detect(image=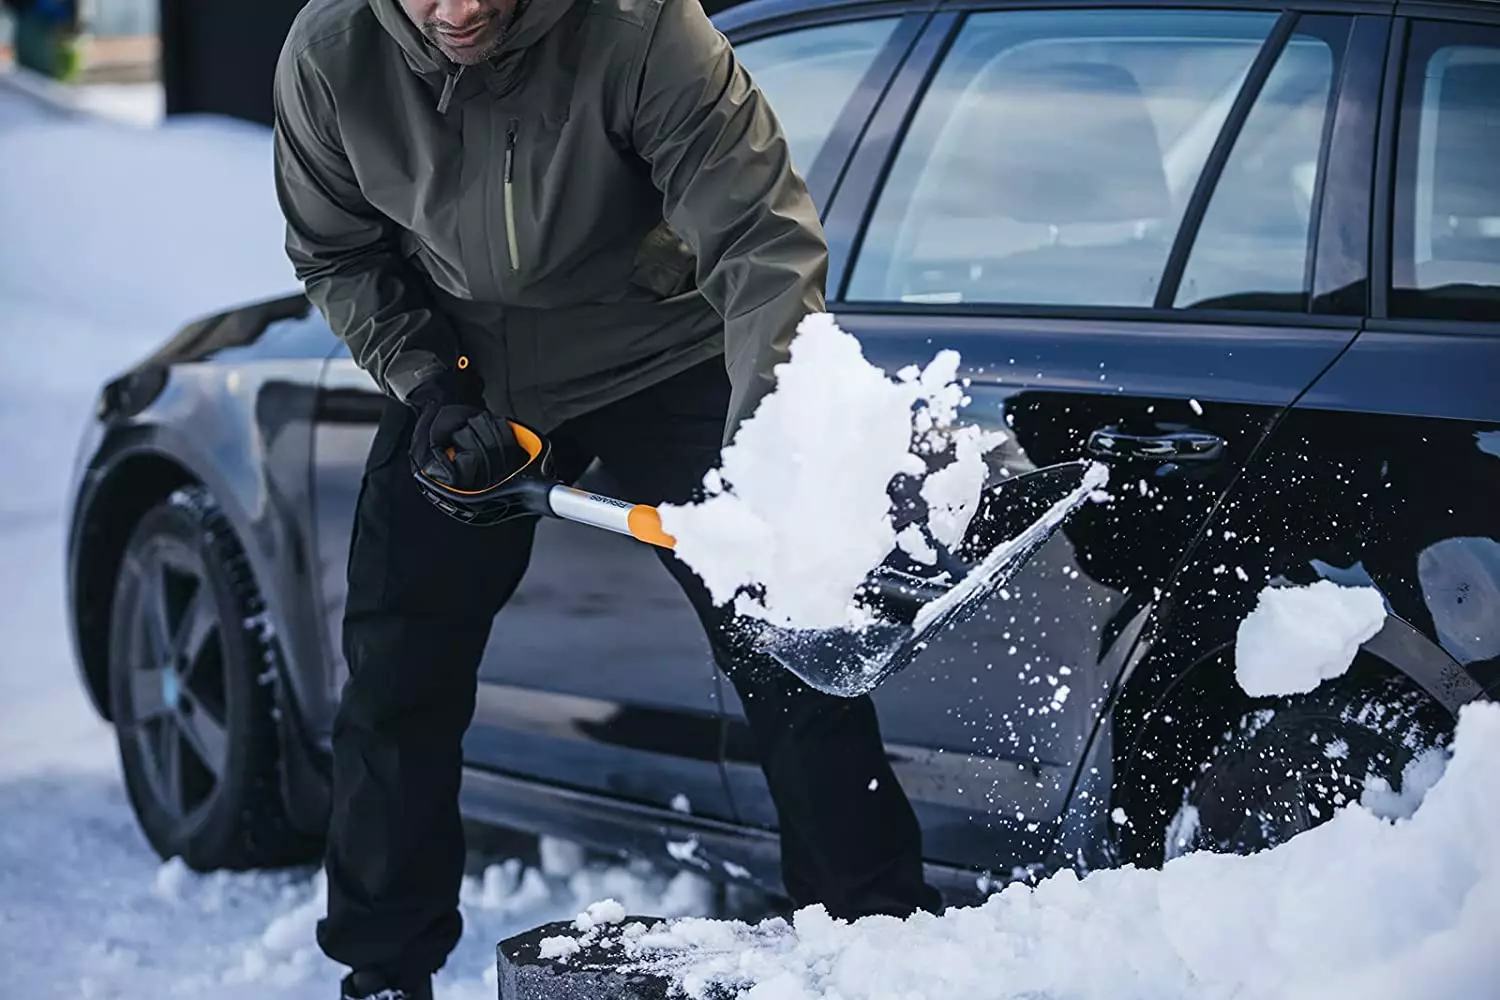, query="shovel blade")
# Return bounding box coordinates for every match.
[754,619,918,698]
[753,461,1106,698]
